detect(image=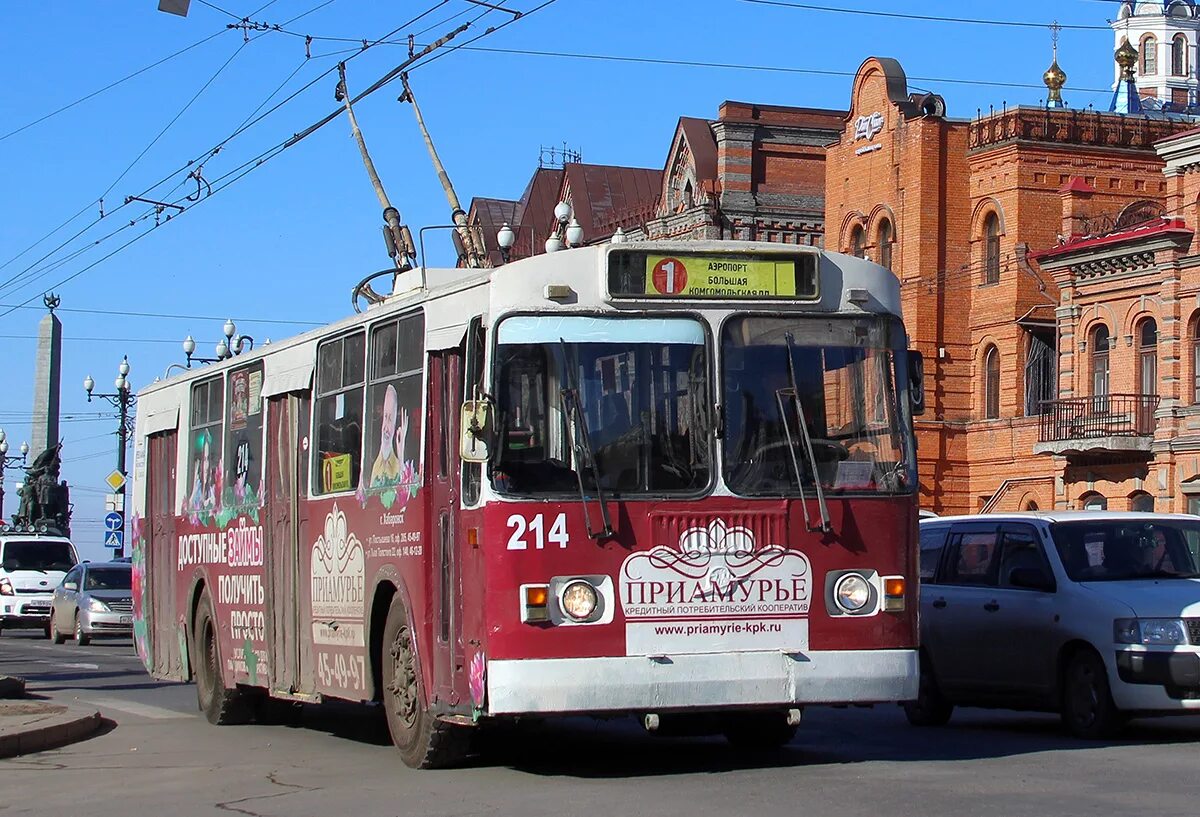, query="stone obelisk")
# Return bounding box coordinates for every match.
[31,294,62,455]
